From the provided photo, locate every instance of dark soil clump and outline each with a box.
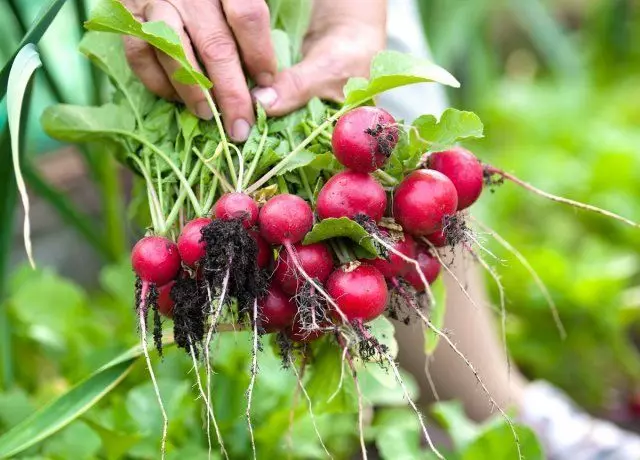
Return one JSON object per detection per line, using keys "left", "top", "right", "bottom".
{"left": 171, "top": 277, "right": 207, "bottom": 355}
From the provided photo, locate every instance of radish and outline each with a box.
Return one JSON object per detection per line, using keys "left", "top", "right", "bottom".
{"left": 425, "top": 229, "right": 447, "bottom": 247}
{"left": 249, "top": 230, "right": 272, "bottom": 269}
{"left": 317, "top": 171, "right": 387, "bottom": 222}
{"left": 332, "top": 106, "right": 399, "bottom": 173}
{"left": 177, "top": 217, "right": 212, "bottom": 268}
{"left": 370, "top": 232, "right": 416, "bottom": 279}
{"left": 259, "top": 194, "right": 314, "bottom": 245}
{"left": 214, "top": 192, "right": 259, "bottom": 228}
{"left": 274, "top": 242, "right": 334, "bottom": 295}
{"left": 402, "top": 246, "right": 441, "bottom": 291}
{"left": 326, "top": 264, "right": 388, "bottom": 323}
{"left": 258, "top": 282, "right": 297, "bottom": 332}
{"left": 157, "top": 280, "right": 176, "bottom": 317}
{"left": 393, "top": 169, "right": 458, "bottom": 236}
{"left": 132, "top": 236, "right": 182, "bottom": 287}
{"left": 427, "top": 147, "right": 483, "bottom": 210}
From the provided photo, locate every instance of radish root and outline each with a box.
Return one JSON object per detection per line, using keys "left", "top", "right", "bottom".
{"left": 246, "top": 299, "right": 259, "bottom": 459}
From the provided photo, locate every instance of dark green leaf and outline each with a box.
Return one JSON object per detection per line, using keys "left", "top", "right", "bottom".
{"left": 0, "top": 353, "right": 136, "bottom": 458}
{"left": 41, "top": 103, "right": 135, "bottom": 143}
{"left": 343, "top": 51, "right": 460, "bottom": 107}
{"left": 303, "top": 217, "right": 379, "bottom": 258}
{"left": 85, "top": 0, "right": 211, "bottom": 88}
{"left": 431, "top": 401, "right": 480, "bottom": 451}
{"left": 412, "top": 108, "right": 484, "bottom": 152}
{"left": 424, "top": 277, "right": 447, "bottom": 355}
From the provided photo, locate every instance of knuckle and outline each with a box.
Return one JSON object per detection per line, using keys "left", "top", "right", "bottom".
{"left": 286, "top": 70, "right": 308, "bottom": 100}
{"left": 198, "top": 31, "right": 237, "bottom": 64}
{"left": 226, "top": 2, "right": 268, "bottom": 27}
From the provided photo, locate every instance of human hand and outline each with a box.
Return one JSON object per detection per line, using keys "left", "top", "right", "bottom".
{"left": 252, "top": 0, "right": 387, "bottom": 116}
{"left": 121, "top": 0, "right": 277, "bottom": 142}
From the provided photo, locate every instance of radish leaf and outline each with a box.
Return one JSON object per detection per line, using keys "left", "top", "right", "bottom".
{"left": 412, "top": 108, "right": 484, "bottom": 152}
{"left": 343, "top": 51, "right": 460, "bottom": 107}
{"left": 303, "top": 217, "right": 379, "bottom": 258}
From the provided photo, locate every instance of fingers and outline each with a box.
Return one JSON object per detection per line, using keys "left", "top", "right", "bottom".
{"left": 145, "top": 1, "right": 213, "bottom": 119}
{"left": 221, "top": 0, "right": 276, "bottom": 87}
{"left": 123, "top": 36, "right": 177, "bottom": 100}
{"left": 175, "top": 0, "right": 255, "bottom": 141}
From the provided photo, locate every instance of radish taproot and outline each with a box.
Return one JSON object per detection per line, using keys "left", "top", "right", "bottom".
{"left": 393, "top": 169, "right": 458, "bottom": 236}
{"left": 317, "top": 171, "right": 387, "bottom": 222}
{"left": 332, "top": 106, "right": 399, "bottom": 173}
{"left": 427, "top": 147, "right": 483, "bottom": 210}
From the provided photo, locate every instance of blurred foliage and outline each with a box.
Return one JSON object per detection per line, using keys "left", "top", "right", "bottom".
{"left": 420, "top": 0, "right": 640, "bottom": 409}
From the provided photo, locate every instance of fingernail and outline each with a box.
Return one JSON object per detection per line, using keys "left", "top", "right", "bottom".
{"left": 252, "top": 87, "right": 278, "bottom": 109}
{"left": 256, "top": 72, "right": 274, "bottom": 86}
{"left": 195, "top": 101, "right": 213, "bottom": 120}
{"left": 232, "top": 119, "right": 251, "bottom": 142}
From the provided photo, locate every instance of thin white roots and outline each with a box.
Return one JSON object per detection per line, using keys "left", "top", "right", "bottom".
{"left": 205, "top": 274, "right": 230, "bottom": 459}
{"left": 139, "top": 308, "right": 168, "bottom": 460}
{"left": 284, "top": 242, "right": 351, "bottom": 325}
{"left": 464, "top": 230, "right": 502, "bottom": 262}
{"left": 246, "top": 299, "right": 259, "bottom": 459}
{"left": 369, "top": 233, "right": 437, "bottom": 309}
{"left": 351, "top": 326, "right": 445, "bottom": 460}
{"left": 289, "top": 355, "right": 333, "bottom": 459}
{"left": 422, "top": 238, "right": 483, "bottom": 310}
{"left": 338, "top": 337, "right": 367, "bottom": 460}
{"left": 421, "top": 322, "right": 440, "bottom": 401}
{"left": 464, "top": 245, "right": 511, "bottom": 388}
{"left": 327, "top": 345, "right": 349, "bottom": 403}
{"left": 406, "top": 296, "right": 523, "bottom": 460}
{"left": 188, "top": 338, "right": 219, "bottom": 460}
{"left": 472, "top": 218, "right": 566, "bottom": 339}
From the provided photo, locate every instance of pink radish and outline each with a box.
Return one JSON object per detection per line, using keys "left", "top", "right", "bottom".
{"left": 259, "top": 282, "right": 297, "bottom": 332}
{"left": 393, "top": 169, "right": 458, "bottom": 236}
{"left": 258, "top": 194, "right": 314, "bottom": 245}
{"left": 157, "top": 280, "right": 176, "bottom": 317}
{"left": 425, "top": 229, "right": 447, "bottom": 248}
{"left": 249, "top": 229, "right": 272, "bottom": 269}
{"left": 274, "top": 242, "right": 334, "bottom": 295}
{"left": 326, "top": 264, "right": 388, "bottom": 323}
{"left": 317, "top": 171, "right": 387, "bottom": 222}
{"left": 332, "top": 106, "right": 399, "bottom": 173}
{"left": 177, "top": 217, "right": 212, "bottom": 268}
{"left": 214, "top": 192, "right": 259, "bottom": 228}
{"left": 370, "top": 232, "right": 416, "bottom": 279}
{"left": 403, "top": 246, "right": 441, "bottom": 291}
{"left": 427, "top": 147, "right": 483, "bottom": 210}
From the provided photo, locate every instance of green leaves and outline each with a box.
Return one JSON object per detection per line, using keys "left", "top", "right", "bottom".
{"left": 85, "top": 0, "right": 211, "bottom": 88}
{"left": 0, "top": 353, "right": 136, "bottom": 458}
{"left": 343, "top": 51, "right": 461, "bottom": 107}
{"left": 41, "top": 104, "right": 135, "bottom": 143}
{"left": 303, "top": 217, "right": 379, "bottom": 258}
{"left": 412, "top": 108, "right": 484, "bottom": 152}
{"left": 269, "top": 0, "right": 312, "bottom": 63}
{"left": 424, "top": 277, "right": 447, "bottom": 355}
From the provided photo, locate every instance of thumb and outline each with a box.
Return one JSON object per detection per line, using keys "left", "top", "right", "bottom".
{"left": 251, "top": 57, "right": 344, "bottom": 117}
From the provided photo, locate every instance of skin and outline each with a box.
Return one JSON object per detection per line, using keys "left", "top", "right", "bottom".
{"left": 122, "top": 0, "right": 386, "bottom": 140}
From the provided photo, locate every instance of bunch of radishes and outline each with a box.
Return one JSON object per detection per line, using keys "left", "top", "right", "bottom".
{"left": 130, "top": 105, "right": 489, "bottom": 350}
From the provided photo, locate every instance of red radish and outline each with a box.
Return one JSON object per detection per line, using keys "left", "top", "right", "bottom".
{"left": 274, "top": 242, "right": 334, "bottom": 295}
{"left": 403, "top": 246, "right": 441, "bottom": 291}
{"left": 317, "top": 171, "right": 387, "bottom": 222}
{"left": 132, "top": 236, "right": 181, "bottom": 286}
{"left": 214, "top": 192, "right": 259, "bottom": 228}
{"left": 258, "top": 194, "right": 314, "bottom": 245}
{"left": 249, "top": 230, "right": 272, "bottom": 269}
{"left": 177, "top": 217, "right": 212, "bottom": 268}
{"left": 286, "top": 321, "right": 325, "bottom": 343}
{"left": 425, "top": 229, "right": 447, "bottom": 248}
{"left": 157, "top": 280, "right": 176, "bottom": 317}
{"left": 370, "top": 232, "right": 416, "bottom": 279}
{"left": 427, "top": 147, "right": 483, "bottom": 210}
{"left": 393, "top": 169, "right": 458, "bottom": 236}
{"left": 259, "top": 282, "right": 297, "bottom": 332}
{"left": 332, "top": 106, "right": 399, "bottom": 173}
{"left": 326, "top": 264, "right": 388, "bottom": 323}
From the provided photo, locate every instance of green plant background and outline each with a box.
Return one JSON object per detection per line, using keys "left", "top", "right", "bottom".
{"left": 1, "top": 0, "right": 639, "bottom": 458}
